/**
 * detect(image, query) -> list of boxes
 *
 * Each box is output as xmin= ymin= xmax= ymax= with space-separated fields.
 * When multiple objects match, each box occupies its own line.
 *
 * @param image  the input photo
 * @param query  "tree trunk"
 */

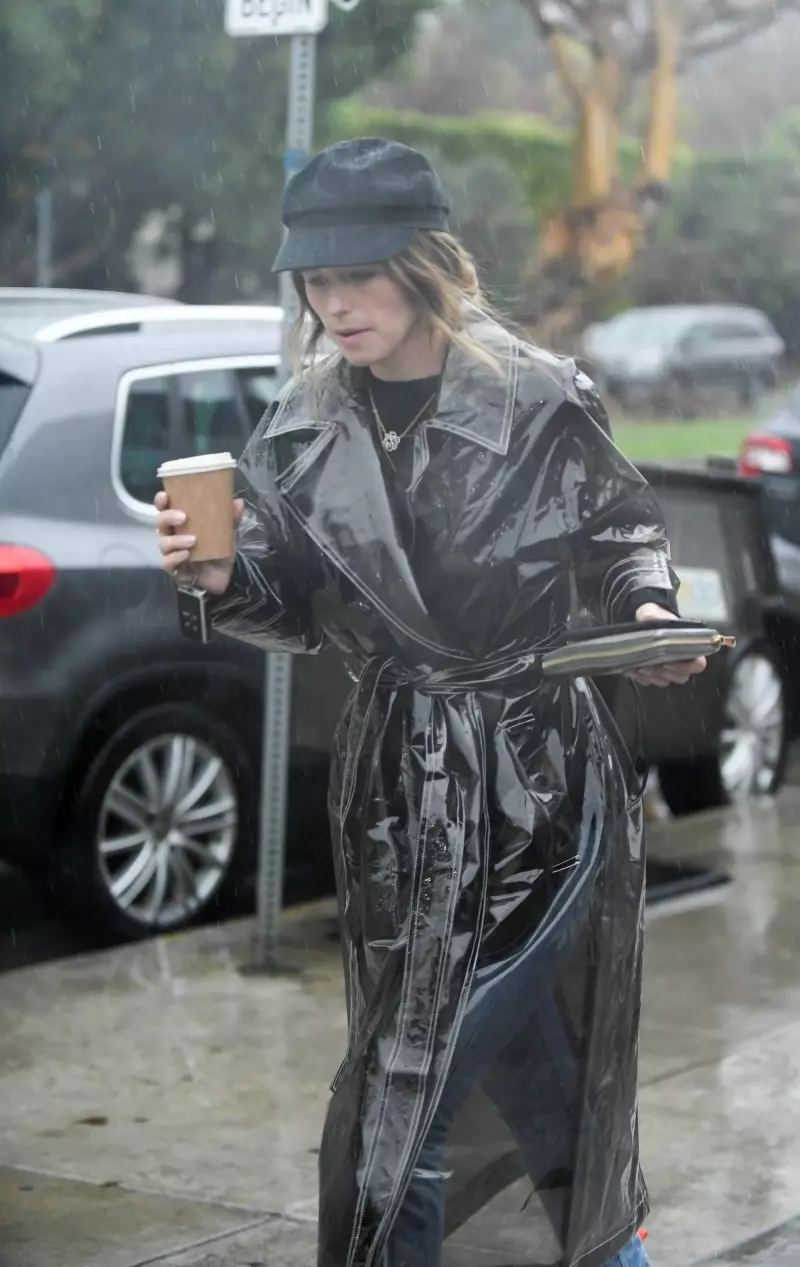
xmin=521 ymin=2 xmax=684 ymax=352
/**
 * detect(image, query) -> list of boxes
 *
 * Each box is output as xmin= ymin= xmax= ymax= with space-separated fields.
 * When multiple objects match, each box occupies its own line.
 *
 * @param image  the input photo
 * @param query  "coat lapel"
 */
xmin=263 ymin=317 xmax=529 ymax=661
xmin=426 ymin=316 xmax=518 ymax=456
xmin=266 ymin=364 xmax=471 ymax=661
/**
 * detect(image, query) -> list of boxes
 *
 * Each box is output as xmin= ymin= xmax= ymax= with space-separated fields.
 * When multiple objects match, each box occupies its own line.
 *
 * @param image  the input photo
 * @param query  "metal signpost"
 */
xmin=35 ymin=189 xmax=54 ymax=287
xmin=225 ymin=0 xmax=359 ymax=971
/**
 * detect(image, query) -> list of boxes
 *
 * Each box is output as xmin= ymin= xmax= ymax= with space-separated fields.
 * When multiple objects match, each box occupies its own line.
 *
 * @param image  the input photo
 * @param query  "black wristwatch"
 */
xmin=176 ymin=585 xmax=211 ymax=644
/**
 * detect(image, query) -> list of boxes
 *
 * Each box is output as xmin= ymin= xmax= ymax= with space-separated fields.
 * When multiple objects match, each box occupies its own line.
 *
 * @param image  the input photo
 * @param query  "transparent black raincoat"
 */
xmin=210 ymin=316 xmax=679 ymax=1267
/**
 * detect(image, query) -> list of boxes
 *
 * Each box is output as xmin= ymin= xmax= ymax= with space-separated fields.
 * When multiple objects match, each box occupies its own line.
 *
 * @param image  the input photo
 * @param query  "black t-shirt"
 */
xmin=366 ymin=371 xmax=440 ymax=482
xmin=363 ymin=371 xmax=440 ymax=556
xmin=362 ymin=370 xmax=678 ymax=623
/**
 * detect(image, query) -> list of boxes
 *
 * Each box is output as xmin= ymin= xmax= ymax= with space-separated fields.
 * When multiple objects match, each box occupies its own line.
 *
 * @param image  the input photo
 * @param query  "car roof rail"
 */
xmin=36 ymin=304 xmax=284 ymax=343
xmin=0 ymin=286 xmax=178 ymax=304
xmin=0 ymin=330 xmax=40 ymax=384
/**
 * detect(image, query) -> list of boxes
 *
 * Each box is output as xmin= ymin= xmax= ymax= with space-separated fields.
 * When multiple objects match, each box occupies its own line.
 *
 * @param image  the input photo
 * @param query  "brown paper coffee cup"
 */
xmin=158 ymin=453 xmax=237 ymax=563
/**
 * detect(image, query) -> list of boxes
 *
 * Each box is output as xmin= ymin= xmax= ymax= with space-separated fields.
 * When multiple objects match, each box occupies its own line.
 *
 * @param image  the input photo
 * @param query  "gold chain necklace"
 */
xmin=368 ymin=386 xmax=437 ymax=455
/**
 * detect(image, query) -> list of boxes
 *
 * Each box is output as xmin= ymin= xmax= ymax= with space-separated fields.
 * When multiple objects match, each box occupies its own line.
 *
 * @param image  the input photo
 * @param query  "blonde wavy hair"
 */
xmin=289 ymin=230 xmax=504 ymax=373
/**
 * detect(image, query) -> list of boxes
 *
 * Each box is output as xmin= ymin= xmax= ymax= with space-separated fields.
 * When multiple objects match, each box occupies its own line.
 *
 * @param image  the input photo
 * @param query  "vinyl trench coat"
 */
xmin=209 ymin=315 xmax=679 ymax=1267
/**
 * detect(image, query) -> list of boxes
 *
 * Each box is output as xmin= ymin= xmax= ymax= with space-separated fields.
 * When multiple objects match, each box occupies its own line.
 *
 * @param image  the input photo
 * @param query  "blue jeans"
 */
xmin=383 ymin=954 xmax=649 ymax=1267
xmin=607 ymin=1235 xmax=651 ymax=1267
xmin=385 ymin=1163 xmax=649 ymax=1267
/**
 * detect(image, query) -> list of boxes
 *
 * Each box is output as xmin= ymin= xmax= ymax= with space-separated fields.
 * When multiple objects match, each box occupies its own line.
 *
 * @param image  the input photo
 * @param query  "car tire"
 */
xmin=657 ymin=646 xmax=788 ymax=817
xmin=52 ymin=703 xmax=257 ymax=942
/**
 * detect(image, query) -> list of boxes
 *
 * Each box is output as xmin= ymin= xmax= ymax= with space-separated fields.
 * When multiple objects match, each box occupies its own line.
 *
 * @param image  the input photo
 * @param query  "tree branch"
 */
xmin=525 ymin=0 xmax=800 ymax=78
xmin=637 ymin=0 xmax=683 ymax=188
xmin=682 ymin=0 xmax=800 ymax=63
xmin=547 ymin=29 xmax=589 ymax=102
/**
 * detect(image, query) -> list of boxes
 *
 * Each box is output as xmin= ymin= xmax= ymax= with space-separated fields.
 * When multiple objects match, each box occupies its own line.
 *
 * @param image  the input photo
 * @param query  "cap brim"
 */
xmin=272 ymin=224 xmax=417 ymax=273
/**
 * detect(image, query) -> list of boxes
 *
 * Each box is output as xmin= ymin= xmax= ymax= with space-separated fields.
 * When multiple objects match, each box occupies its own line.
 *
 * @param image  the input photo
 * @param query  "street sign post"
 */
xmin=227 ymin=0 xmax=337 ymax=974
xmin=245 ymin=27 xmax=317 ymax=974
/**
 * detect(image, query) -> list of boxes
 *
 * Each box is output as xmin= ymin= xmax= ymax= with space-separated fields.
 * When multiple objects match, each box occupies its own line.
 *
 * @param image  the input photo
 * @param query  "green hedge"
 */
xmin=328 ymin=101 xmax=800 ymax=351
xmin=329 ymin=102 xmax=574 ymax=214
xmin=328 ymin=100 xmax=688 ymax=221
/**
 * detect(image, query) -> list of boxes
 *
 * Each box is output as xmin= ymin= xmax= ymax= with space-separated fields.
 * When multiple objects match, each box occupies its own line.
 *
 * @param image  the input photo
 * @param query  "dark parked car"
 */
xmin=602 ymin=462 xmax=790 ymax=816
xmin=739 ymin=383 xmax=800 ymax=597
xmin=0 ymin=290 xmax=786 ymax=942
xmin=583 ymin=304 xmax=785 ymax=414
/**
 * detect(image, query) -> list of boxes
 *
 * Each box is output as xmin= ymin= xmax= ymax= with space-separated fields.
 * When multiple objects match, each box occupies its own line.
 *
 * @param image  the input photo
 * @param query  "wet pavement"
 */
xmin=0 ymin=864 xmax=108 ymax=972
xmin=691 ymin=1215 xmax=800 ymax=1266
xmin=2 ymin=795 xmax=800 ymax=1266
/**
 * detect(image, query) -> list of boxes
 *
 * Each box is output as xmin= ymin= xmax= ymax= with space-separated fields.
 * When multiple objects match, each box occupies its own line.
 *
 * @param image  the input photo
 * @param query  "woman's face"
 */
xmin=301 ymin=265 xmax=422 ymax=373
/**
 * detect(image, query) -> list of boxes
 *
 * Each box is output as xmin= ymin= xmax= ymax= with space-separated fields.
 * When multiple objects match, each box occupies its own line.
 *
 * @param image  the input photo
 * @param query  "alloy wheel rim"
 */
xmin=97 ymin=733 xmax=238 ymax=928
xmin=720 ymin=654 xmax=785 ymax=801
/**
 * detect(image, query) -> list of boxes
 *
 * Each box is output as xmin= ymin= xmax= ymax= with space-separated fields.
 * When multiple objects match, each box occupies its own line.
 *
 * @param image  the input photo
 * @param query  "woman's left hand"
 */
xmin=629 ymin=603 xmax=708 ymax=688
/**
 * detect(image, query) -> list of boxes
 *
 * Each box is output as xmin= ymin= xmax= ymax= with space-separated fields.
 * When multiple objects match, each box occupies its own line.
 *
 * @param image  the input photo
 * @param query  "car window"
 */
xmin=237 ymin=366 xmax=279 ymax=430
xmin=178 ymin=368 xmax=250 ymax=456
xmin=706 ymin=322 xmax=758 ymax=341
xmin=680 ymin=325 xmax=710 ymax=350
xmin=0 ymin=373 xmax=31 ymax=458
xmin=598 ymin=310 xmax=692 ymax=351
xmin=119 ymin=376 xmax=172 ymax=505
xmin=118 ymin=365 xmax=261 ymax=507
xmin=655 ymin=490 xmax=734 ymax=616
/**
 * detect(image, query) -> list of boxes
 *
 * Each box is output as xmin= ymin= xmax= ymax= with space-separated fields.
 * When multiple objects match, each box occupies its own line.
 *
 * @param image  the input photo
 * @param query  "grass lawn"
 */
xmin=607 ymin=386 xmax=789 ymax=462
xmin=611 ymin=416 xmax=755 ymax=463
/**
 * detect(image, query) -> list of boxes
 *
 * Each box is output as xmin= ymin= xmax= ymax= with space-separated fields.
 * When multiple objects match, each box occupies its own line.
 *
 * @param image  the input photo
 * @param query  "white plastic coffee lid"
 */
xmin=157 ymin=452 xmax=237 ymax=477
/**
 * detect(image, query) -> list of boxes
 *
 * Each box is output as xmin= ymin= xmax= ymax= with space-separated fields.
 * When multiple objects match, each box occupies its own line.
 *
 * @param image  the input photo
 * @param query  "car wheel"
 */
xmin=657 ymin=647 xmax=788 ymax=817
xmin=53 ymin=703 xmax=256 ymax=941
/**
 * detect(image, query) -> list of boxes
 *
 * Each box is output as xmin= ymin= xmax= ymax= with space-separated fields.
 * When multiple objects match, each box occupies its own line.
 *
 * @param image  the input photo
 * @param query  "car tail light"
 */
xmin=0 ymin=546 xmax=56 ymax=618
xmin=738 ymin=434 xmax=794 ymax=477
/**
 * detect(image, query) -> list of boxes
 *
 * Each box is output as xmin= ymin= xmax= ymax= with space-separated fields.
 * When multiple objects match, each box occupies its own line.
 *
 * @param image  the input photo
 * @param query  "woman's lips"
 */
xmin=336 ymin=329 xmax=369 ymax=345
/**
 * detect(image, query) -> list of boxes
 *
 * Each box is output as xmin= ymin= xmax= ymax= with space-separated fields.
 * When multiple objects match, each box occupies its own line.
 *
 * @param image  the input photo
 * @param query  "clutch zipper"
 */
xmin=543 ymin=631 xmax=736 ymax=671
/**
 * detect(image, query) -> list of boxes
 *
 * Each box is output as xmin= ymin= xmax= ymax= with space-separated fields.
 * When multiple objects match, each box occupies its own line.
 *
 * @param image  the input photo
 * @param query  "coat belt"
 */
xmin=355 ymin=654 xmax=547 ymax=697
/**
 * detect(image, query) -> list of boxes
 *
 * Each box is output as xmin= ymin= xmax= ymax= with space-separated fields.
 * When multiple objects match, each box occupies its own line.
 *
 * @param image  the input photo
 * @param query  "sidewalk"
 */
xmin=2 ymin=795 xmax=800 ymax=1267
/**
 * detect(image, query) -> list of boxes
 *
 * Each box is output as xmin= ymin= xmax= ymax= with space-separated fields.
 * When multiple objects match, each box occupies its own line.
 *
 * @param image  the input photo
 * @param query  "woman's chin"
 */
xmin=339 ymin=347 xmax=376 ymax=367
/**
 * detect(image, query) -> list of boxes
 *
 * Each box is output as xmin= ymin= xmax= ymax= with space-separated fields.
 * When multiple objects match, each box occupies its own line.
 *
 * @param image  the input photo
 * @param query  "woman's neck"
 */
xmin=369 ymin=326 xmax=447 ymax=382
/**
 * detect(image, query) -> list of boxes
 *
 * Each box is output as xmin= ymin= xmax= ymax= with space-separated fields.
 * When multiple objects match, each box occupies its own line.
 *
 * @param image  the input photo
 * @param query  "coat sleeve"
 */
xmin=548 ymin=373 xmax=681 ymax=625
xmin=208 ymin=402 xmax=324 ymax=653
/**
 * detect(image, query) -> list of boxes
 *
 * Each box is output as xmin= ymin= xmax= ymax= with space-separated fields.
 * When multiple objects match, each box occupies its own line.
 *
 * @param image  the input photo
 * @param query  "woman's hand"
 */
xmin=630 ymin=602 xmax=707 ymax=688
xmin=155 ymin=490 xmax=244 ymax=597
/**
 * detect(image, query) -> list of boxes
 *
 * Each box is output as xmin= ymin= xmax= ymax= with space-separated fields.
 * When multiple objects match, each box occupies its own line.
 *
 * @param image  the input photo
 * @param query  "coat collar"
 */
xmin=265 ymin=310 xmax=520 ymax=458
xmin=427 ymin=314 xmax=518 ymax=456
xmin=255 ymin=316 xmax=575 ymax=663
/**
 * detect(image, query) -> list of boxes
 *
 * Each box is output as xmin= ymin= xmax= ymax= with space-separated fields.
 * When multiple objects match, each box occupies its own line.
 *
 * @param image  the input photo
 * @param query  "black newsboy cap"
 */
xmin=272 ymin=137 xmax=450 ymax=273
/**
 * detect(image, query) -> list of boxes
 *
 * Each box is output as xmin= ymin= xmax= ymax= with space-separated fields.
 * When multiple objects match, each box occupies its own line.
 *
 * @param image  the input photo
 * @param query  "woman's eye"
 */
xmin=347 ymin=269 xmax=377 ymax=284
xmin=304 ymin=275 xmax=326 ymax=289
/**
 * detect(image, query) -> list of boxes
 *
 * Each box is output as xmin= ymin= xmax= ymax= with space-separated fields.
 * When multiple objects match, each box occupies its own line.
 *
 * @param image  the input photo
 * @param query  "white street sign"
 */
xmin=225 ymin=0 xmax=329 ymax=37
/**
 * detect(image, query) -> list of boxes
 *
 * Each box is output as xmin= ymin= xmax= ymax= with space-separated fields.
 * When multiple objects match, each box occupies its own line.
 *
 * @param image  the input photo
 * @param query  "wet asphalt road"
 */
xmin=0 ymin=853 xmax=727 ymax=975
xmin=0 ymin=864 xmax=104 ymax=973
xmin=0 ymin=854 xmax=332 ymax=974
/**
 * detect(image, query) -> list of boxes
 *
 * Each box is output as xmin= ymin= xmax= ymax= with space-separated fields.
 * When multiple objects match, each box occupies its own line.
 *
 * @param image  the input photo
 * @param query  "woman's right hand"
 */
xmin=155 ymin=490 xmax=244 ymax=596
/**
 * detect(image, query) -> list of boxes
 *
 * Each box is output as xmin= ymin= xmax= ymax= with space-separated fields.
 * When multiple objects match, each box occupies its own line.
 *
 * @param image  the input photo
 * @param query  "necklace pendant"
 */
xmin=382 ymin=430 xmax=401 ymax=454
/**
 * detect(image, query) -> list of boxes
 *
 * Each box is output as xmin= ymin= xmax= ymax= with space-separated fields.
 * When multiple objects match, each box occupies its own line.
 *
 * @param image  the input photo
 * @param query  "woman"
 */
xmin=156 ymin=138 xmax=705 ymax=1267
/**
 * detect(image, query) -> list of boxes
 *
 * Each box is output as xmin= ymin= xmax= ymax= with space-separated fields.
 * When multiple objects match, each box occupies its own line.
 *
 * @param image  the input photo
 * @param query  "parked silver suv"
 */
xmin=0 ymin=290 xmax=349 ymax=940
